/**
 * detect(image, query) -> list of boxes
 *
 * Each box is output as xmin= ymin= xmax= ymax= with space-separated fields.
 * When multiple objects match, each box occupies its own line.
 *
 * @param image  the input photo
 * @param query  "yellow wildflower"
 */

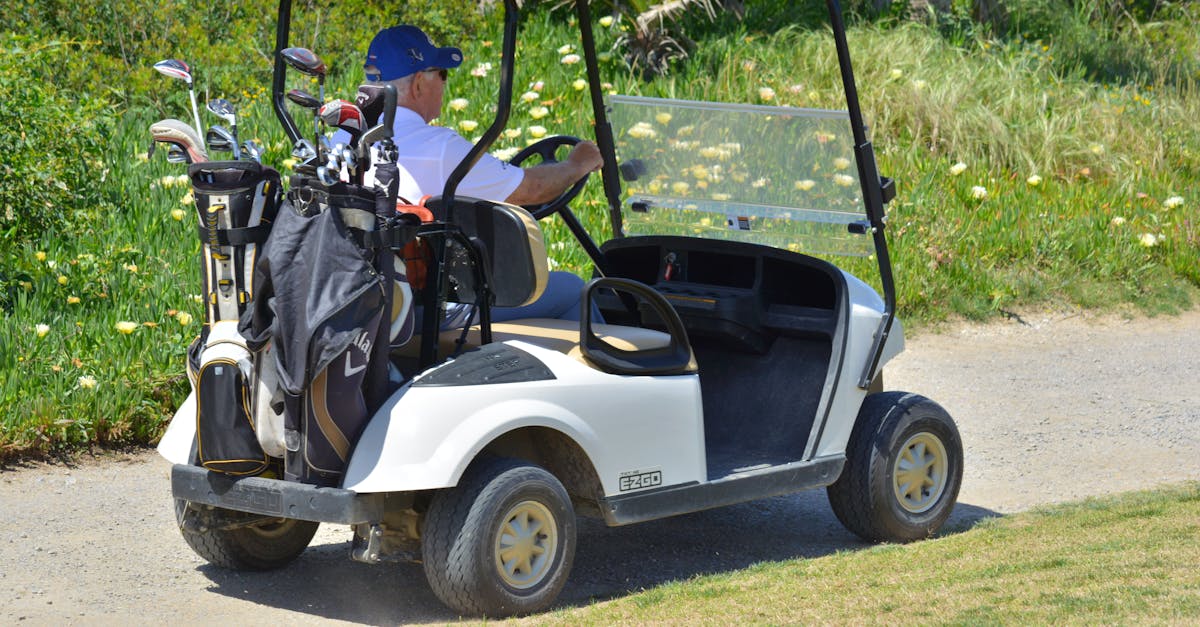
xmin=115 ymin=321 xmax=138 ymax=334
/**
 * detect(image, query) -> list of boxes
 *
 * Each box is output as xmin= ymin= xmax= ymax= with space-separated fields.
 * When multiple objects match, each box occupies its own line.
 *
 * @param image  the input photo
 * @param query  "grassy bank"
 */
xmin=2 ymin=3 xmax=1198 ymax=459
xmin=528 ymin=484 xmax=1200 ymax=624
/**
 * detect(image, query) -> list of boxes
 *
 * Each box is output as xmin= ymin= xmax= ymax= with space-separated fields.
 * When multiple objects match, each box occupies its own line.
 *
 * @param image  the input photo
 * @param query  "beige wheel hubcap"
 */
xmin=494 ymin=500 xmax=558 ymax=589
xmin=892 ymin=432 xmax=949 ymax=514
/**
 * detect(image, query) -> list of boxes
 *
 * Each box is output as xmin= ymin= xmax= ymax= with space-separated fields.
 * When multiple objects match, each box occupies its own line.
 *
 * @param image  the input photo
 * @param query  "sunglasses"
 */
xmin=424 ymin=67 xmax=449 ymax=81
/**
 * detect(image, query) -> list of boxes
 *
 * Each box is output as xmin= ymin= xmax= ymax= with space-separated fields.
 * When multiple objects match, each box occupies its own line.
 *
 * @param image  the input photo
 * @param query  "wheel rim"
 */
xmin=892 ymin=432 xmax=949 ymax=514
xmin=494 ymin=500 xmax=558 ymax=590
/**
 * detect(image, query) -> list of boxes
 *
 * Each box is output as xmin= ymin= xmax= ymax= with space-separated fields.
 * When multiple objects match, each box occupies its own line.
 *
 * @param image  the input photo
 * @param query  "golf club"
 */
xmin=206 ymin=98 xmax=239 ymax=150
xmin=241 ymin=140 xmax=264 ymax=163
xmin=358 ymin=83 xmax=398 ymax=164
xmin=164 ymin=145 xmax=191 ymax=164
xmin=281 ymin=48 xmax=327 ymax=159
xmin=153 ymin=59 xmax=204 ymax=139
xmin=318 ymin=99 xmax=366 ymax=147
xmin=205 ymin=125 xmax=239 ymax=158
xmin=149 ymin=118 xmax=208 ymax=164
xmin=354 ymin=84 xmax=387 ymax=127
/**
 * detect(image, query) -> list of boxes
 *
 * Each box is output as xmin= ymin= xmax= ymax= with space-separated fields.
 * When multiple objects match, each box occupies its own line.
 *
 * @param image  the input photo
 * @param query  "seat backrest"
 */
xmin=427 ymin=197 xmax=548 ymax=308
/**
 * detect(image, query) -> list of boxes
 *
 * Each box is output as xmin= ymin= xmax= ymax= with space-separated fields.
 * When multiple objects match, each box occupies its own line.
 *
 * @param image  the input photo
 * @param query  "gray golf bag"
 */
xmin=242 ymin=166 xmax=415 ymax=486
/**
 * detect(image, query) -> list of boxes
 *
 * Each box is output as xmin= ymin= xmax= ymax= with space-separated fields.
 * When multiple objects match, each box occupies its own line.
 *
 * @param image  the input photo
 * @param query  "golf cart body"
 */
xmin=158 ymin=0 xmax=960 ymax=617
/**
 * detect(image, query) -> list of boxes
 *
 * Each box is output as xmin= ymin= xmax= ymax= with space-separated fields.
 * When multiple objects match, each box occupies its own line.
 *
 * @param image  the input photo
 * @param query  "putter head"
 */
xmin=355 ymin=84 xmax=387 ymax=126
xmin=149 ymin=118 xmax=208 ymax=163
xmin=281 ymin=47 xmax=326 ymax=78
xmin=205 ymin=125 xmax=238 ymax=155
xmin=318 ymin=99 xmax=366 ymax=139
xmin=153 ymin=59 xmax=193 ymax=84
xmin=206 ymin=98 xmax=237 ymax=126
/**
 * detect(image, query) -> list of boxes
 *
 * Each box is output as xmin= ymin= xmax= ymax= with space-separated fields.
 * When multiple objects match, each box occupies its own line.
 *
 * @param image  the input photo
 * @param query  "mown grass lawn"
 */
xmin=519 ymin=484 xmax=1200 ymax=625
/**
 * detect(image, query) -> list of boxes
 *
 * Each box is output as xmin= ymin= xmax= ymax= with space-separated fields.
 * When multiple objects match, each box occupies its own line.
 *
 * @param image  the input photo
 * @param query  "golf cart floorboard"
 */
xmin=705 ymin=448 xmax=799 ymax=481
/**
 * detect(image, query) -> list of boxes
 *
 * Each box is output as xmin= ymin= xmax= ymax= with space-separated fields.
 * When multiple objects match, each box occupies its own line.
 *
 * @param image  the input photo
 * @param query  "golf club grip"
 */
xmin=382 ymin=84 xmax=397 ymax=135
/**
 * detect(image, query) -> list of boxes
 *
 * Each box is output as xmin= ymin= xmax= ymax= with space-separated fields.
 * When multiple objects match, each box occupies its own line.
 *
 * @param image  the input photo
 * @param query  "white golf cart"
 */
xmin=158 ymin=0 xmax=963 ymax=617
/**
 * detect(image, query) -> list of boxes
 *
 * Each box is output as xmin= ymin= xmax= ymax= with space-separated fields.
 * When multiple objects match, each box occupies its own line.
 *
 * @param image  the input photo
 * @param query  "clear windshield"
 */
xmin=609 ymin=96 xmax=873 ymax=257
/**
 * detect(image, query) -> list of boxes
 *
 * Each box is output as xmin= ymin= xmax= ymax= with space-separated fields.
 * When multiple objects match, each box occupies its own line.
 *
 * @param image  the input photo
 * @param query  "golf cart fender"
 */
xmin=343 ymin=343 xmax=706 ymax=494
xmin=809 ymin=272 xmax=906 ymax=458
xmin=842 ymin=270 xmax=905 ymax=368
xmin=158 ymin=392 xmax=197 ymax=464
xmin=342 ymin=392 xmax=602 ymax=493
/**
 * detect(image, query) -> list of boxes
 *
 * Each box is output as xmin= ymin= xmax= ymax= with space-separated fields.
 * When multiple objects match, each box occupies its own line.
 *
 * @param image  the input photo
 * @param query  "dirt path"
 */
xmin=2 ymin=310 xmax=1198 ymax=624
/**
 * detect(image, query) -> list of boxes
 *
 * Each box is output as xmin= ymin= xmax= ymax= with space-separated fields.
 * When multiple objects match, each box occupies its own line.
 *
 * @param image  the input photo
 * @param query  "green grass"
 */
xmin=518 ymin=484 xmax=1200 ymax=625
xmin=2 ymin=5 xmax=1199 ymax=459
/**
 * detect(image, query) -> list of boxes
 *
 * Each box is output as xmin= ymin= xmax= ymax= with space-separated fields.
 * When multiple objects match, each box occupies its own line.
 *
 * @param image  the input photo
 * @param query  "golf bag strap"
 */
xmin=352 ymin=221 xmax=420 ymax=250
xmin=197 ymin=223 xmax=273 ymax=246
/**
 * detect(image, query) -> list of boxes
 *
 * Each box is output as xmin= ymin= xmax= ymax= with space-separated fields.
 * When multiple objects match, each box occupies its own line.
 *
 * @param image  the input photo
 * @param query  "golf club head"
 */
xmin=286 ymin=89 xmax=321 ymax=111
xmin=280 ymin=47 xmax=326 ymax=78
xmin=242 ymin=140 xmax=264 ymax=163
xmin=165 ymin=145 xmax=191 ymax=164
xmin=153 ymin=59 xmax=193 ymax=84
xmin=206 ymin=98 xmax=237 ymax=126
xmin=358 ymin=84 xmax=398 ymax=162
xmin=205 ymin=125 xmax=238 ymax=157
xmin=318 ymin=99 xmax=366 ymax=140
xmin=355 ymin=84 xmax=387 ymax=126
xmin=149 ymin=118 xmax=208 ymax=163
xmin=292 ymin=139 xmax=318 ymax=161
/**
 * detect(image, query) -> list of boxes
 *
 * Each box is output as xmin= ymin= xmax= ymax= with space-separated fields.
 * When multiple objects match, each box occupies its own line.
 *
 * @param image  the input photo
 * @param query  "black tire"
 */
xmin=827 ymin=392 xmax=963 ymax=543
xmin=422 ymin=457 xmax=576 ymax=617
xmin=174 ymin=499 xmax=319 ymax=570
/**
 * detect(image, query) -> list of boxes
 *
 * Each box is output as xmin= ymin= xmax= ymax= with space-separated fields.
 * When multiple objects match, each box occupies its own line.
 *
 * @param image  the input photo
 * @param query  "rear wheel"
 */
xmin=174 ymin=499 xmax=319 ymax=570
xmin=827 ymin=392 xmax=963 ymax=542
xmin=422 ymin=457 xmax=576 ymax=617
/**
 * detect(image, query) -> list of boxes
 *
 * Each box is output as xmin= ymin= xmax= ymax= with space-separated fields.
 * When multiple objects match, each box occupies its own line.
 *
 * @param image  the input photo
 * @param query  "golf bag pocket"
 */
xmin=252 ymin=340 xmax=287 ymax=459
xmin=195 ymin=321 xmax=269 ymax=476
xmin=286 ymin=312 xmax=383 ymax=486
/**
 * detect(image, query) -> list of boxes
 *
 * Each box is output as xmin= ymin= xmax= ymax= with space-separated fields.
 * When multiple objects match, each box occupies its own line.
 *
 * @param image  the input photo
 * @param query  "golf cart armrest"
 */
xmin=579 ymin=277 xmax=697 ymax=376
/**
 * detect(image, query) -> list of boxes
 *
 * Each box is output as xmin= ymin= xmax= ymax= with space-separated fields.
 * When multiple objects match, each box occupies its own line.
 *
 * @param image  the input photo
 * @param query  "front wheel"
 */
xmin=174 ymin=499 xmax=319 ymax=570
xmin=421 ymin=457 xmax=576 ymax=617
xmin=827 ymin=392 xmax=963 ymax=543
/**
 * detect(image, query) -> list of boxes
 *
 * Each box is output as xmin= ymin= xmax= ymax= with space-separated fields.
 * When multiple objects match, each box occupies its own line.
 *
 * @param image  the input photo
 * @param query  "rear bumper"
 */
xmin=171 ymin=464 xmax=385 ymax=524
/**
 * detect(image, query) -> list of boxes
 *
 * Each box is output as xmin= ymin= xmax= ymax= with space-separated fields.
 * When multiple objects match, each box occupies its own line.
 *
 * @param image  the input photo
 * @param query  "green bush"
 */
xmin=0 ymin=34 xmax=111 ymax=309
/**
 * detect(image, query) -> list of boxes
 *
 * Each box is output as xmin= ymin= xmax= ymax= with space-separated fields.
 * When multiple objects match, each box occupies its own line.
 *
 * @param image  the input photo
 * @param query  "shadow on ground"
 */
xmin=198 ymin=492 xmax=998 ymax=623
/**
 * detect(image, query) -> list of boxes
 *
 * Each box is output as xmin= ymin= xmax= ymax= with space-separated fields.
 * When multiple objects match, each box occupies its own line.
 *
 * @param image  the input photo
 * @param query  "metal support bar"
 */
xmin=826 ymin=0 xmax=897 ymax=389
xmin=576 ymin=0 xmax=625 ymax=246
xmin=271 ymin=0 xmax=302 ymax=144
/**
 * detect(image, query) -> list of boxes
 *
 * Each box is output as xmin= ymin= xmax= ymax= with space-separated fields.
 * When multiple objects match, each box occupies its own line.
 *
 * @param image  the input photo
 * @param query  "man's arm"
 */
xmin=504 ymin=141 xmax=603 ymax=206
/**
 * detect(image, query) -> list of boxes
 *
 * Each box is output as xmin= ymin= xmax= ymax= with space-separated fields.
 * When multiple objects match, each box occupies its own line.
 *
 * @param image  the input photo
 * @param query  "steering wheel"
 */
xmin=507 ymin=135 xmax=591 ymax=220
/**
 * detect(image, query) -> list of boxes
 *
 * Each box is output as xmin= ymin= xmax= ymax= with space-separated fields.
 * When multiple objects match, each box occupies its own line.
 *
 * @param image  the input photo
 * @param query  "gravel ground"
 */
xmin=2 ymin=309 xmax=1197 ymax=625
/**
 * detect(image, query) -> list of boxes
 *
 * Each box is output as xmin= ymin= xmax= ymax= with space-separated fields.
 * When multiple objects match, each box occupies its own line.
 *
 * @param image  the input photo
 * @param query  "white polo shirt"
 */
xmin=338 ymin=106 xmax=523 ymax=203
xmin=392 ymin=107 xmax=524 ymax=202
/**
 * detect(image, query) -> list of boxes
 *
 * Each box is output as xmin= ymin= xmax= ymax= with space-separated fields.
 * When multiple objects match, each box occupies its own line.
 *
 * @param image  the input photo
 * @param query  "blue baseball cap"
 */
xmin=365 ymin=25 xmax=463 ymax=81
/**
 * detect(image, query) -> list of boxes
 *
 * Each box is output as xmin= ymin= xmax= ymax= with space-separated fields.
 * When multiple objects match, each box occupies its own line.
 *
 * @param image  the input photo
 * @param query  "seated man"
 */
xmin=362 ymin=24 xmax=603 ymax=328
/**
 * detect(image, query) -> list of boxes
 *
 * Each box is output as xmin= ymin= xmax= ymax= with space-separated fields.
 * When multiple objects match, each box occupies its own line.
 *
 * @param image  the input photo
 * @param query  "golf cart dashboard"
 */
xmin=598 ymin=236 xmax=843 ymax=353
